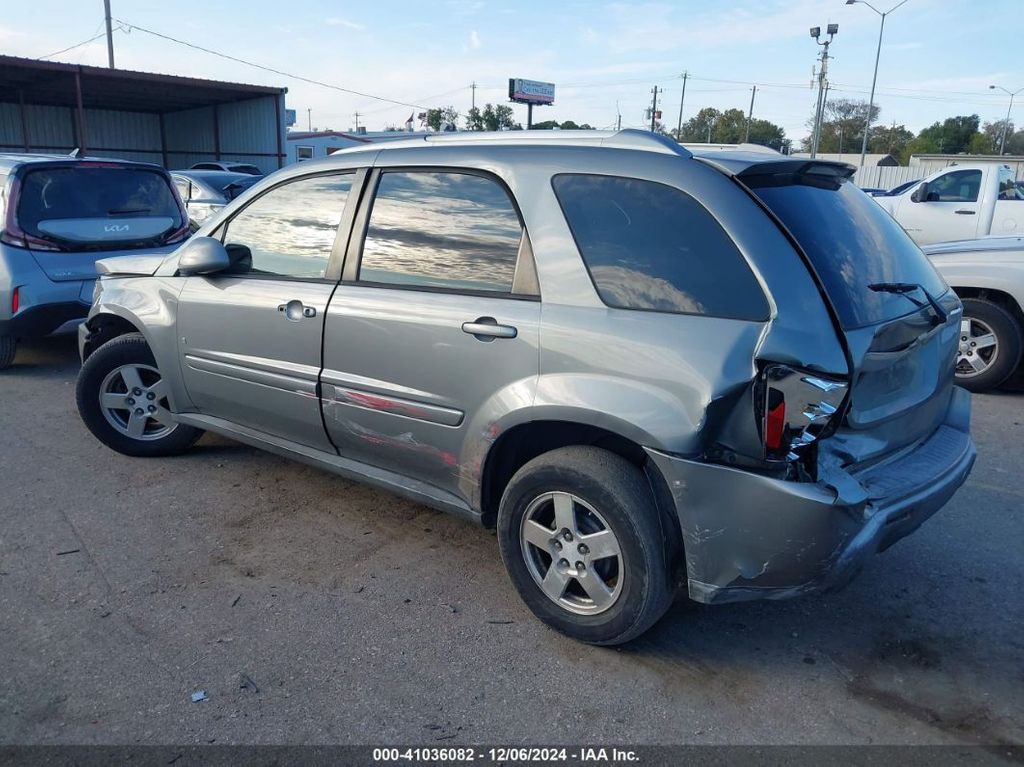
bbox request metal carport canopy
[0,55,288,170]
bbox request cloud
[469,30,481,49]
[326,17,365,31]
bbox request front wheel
[497,446,675,645]
[956,298,1023,393]
[76,333,203,456]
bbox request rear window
[552,174,769,320]
[746,172,948,329]
[16,165,183,250]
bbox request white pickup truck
[877,163,1023,245]
[923,235,1024,391]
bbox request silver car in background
[171,170,261,230]
[75,131,975,645]
[0,154,188,369]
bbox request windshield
[746,172,948,329]
[16,165,183,249]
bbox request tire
[497,446,675,645]
[0,335,15,370]
[956,298,1023,393]
[76,332,203,457]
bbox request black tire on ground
[957,298,1023,393]
[76,332,203,457]
[0,335,15,370]
[497,446,675,646]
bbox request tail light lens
[11,286,19,314]
[759,364,848,462]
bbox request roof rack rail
[421,129,691,157]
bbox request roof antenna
[69,148,80,158]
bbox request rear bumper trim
[0,301,90,340]
[645,388,975,604]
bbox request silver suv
[0,155,189,369]
[75,131,976,645]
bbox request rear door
[321,169,540,502]
[176,170,359,450]
[745,166,961,464]
[896,168,982,245]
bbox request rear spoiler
[696,155,856,182]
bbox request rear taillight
[163,223,190,245]
[759,364,848,462]
[1,175,60,252]
[11,286,19,314]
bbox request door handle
[462,316,517,341]
[277,300,316,321]
[954,209,976,215]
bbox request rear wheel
[76,333,203,456]
[497,446,675,645]
[956,298,1022,392]
[0,335,15,370]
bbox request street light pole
[989,85,1022,155]
[809,24,838,159]
[847,0,909,168]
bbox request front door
[898,168,982,245]
[177,171,357,450]
[321,169,541,503]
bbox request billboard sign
[508,78,555,105]
[284,108,297,127]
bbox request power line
[112,17,431,112]
[37,29,113,60]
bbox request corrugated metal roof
[0,55,285,113]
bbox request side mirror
[177,236,231,276]
[910,182,929,203]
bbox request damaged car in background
[74,131,975,645]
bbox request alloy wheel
[957,317,999,378]
[520,491,624,616]
[99,364,178,441]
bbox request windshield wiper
[868,282,947,324]
[108,207,151,215]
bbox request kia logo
[105,224,130,232]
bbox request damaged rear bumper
[645,387,976,605]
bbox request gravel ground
[1,336,1022,747]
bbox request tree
[530,119,595,130]
[868,123,915,162]
[801,98,880,153]
[465,106,484,131]
[905,114,981,156]
[675,107,785,149]
[425,105,459,131]
[476,103,520,131]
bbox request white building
[286,129,435,164]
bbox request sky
[1,0,1020,144]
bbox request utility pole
[471,81,476,110]
[649,86,659,132]
[616,101,622,131]
[676,71,688,138]
[353,111,360,132]
[809,24,838,159]
[103,0,115,68]
[745,85,757,143]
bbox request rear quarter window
[552,174,769,321]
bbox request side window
[929,170,982,202]
[296,146,314,161]
[358,171,522,294]
[998,168,1023,200]
[552,174,769,320]
[221,173,352,279]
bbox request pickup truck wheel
[497,446,674,646]
[76,333,203,457]
[956,298,1022,392]
[0,335,15,370]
